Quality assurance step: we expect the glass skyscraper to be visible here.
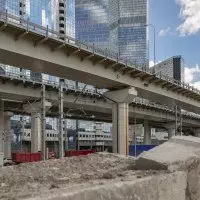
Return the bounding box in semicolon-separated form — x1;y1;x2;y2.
75;0;148;65
66;0;75;38
109;0;148;65
75;0;110;50
0;0;20;15
23;0;58;31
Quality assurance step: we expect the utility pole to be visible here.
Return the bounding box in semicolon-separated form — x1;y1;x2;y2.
64;119;68;151
76;120;79;150
41;84;46;160
145;24;156;67
58;79;64;158
180;106;183;136
175;105;178;136
20;116;24;152
134;118;137;157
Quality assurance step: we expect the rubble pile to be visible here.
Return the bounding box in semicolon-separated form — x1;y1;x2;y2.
0;152;155;200
1;136;200;200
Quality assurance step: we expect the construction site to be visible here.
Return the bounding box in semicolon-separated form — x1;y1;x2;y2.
0;136;200;200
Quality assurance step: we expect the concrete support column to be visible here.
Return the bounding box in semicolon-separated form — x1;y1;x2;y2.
24;100;52;156
4;112;13;159
143;120;151;145
194;128;200;137
168;128;175;139
112;103;129;155
0;100;4;153
31;112;41;153
105;87;137;155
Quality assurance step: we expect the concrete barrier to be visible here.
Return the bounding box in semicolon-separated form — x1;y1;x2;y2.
29;171;187;200
136;136;200;171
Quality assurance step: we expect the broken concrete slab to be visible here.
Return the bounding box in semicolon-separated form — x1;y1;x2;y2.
136;136;200;171
29;171;187;200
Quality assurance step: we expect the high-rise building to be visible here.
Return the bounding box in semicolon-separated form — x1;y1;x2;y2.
75;0;110;50
22;0;58;31
109;0;148;65
75;0;148;65
150;56;185;82
0;0;20;15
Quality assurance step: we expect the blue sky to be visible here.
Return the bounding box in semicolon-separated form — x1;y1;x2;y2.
149;0;200;87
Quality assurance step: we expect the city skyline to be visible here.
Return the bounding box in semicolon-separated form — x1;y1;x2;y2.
150;0;200;88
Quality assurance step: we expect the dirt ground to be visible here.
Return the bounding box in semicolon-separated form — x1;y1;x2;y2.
0;153;161;200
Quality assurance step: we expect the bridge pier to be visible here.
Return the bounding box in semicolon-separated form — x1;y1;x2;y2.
112;103;129;154
23;101;51;154
164;124;176;139
0;100;4;153
168;128;175;139
105;87;137;155
31;112;42;153
193;128;200;137
143;120;151;145
4;112;13;159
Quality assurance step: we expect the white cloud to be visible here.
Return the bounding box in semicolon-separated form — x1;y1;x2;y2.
191;81;200;90
176;0;200;35
158;27;170;36
149;60;161;68
184;65;200;89
149;61;155;68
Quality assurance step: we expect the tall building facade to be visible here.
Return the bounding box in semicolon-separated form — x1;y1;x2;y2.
150;56;185;82
75;0;148;65
75;0;110;50
109;0;148;65
0;0;20;15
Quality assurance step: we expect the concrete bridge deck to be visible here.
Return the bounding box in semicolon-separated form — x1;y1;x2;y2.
0;71;199;127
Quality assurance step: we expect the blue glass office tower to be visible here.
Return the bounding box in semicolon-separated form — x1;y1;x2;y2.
66;0;75;38
76;0;148;66
23;0;58;31
75;0;110;50
0;0;20;15
109;0;148;65
0;0;58;31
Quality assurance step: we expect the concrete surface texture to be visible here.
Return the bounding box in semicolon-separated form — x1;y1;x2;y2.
136;136;200;200
28;171;187;200
136;136;200;171
1;136;200;200
0;152;177;200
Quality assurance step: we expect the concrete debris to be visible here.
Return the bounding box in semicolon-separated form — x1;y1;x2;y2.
1;136;200;200
0;152;150;200
136;136;200;171
136;136;200;200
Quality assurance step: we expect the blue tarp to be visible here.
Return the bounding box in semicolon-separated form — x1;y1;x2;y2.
129;145;157;156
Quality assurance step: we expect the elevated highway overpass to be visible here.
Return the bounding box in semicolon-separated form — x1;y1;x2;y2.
1;11;200;155
0;12;199;113
0;71;199;128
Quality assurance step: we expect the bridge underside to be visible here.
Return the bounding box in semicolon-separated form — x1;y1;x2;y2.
2;99;200;128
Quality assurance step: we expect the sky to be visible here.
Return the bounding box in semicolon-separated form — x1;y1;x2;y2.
149;0;200;88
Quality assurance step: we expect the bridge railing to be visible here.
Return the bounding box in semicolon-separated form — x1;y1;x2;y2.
132;98;200;119
0;11;200;95
0;69;101;96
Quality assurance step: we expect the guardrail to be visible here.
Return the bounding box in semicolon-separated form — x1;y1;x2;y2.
0;69;102;95
132;98;200;120
0;10;199;96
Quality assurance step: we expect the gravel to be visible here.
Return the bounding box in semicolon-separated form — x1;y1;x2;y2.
0;153;138;199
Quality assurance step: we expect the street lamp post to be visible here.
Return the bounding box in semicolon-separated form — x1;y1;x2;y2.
145;24;156;67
